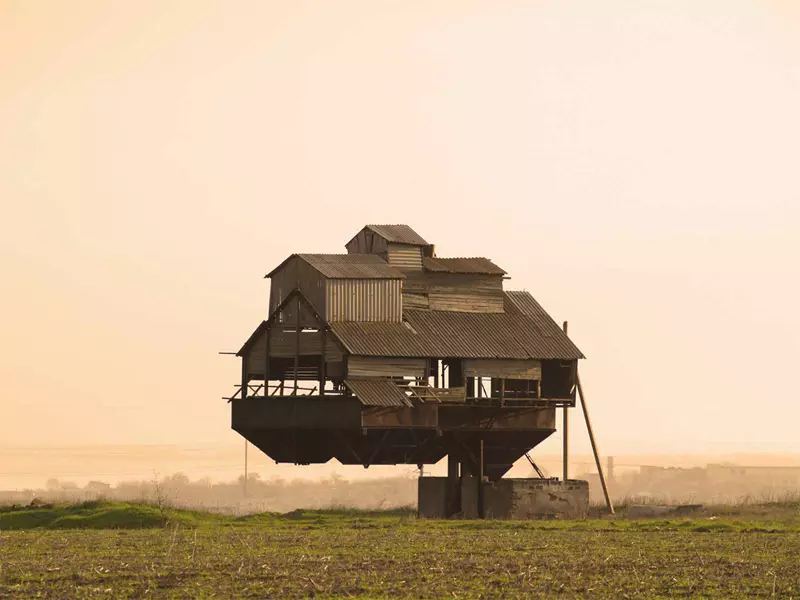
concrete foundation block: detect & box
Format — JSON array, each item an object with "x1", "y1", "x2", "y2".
[{"x1": 418, "y1": 477, "x2": 589, "y2": 520}]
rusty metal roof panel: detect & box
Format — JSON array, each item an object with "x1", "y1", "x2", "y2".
[
  {"x1": 344, "y1": 379, "x2": 412, "y2": 407},
  {"x1": 330, "y1": 321, "x2": 428, "y2": 356},
  {"x1": 265, "y1": 254, "x2": 405, "y2": 279},
  {"x1": 422, "y1": 256, "x2": 506, "y2": 275},
  {"x1": 503, "y1": 291, "x2": 585, "y2": 359},
  {"x1": 365, "y1": 224, "x2": 429, "y2": 246},
  {"x1": 331, "y1": 304, "x2": 584, "y2": 360}
]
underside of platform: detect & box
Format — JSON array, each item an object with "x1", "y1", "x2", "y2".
[{"x1": 232, "y1": 396, "x2": 556, "y2": 481}]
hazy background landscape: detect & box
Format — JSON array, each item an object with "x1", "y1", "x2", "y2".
[{"x1": 2, "y1": 0, "x2": 799, "y2": 510}]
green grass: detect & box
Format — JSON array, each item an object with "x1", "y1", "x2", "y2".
[{"x1": 2, "y1": 501, "x2": 800, "y2": 598}]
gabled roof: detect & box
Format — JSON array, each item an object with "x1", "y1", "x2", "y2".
[
  {"x1": 330, "y1": 292, "x2": 584, "y2": 360},
  {"x1": 351, "y1": 224, "x2": 430, "y2": 246},
  {"x1": 422, "y1": 256, "x2": 506, "y2": 276},
  {"x1": 265, "y1": 254, "x2": 405, "y2": 279}
]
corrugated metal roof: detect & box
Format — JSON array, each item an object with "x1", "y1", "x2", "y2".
[
  {"x1": 504, "y1": 291, "x2": 585, "y2": 358},
  {"x1": 331, "y1": 298, "x2": 584, "y2": 360},
  {"x1": 365, "y1": 224, "x2": 429, "y2": 246},
  {"x1": 331, "y1": 321, "x2": 428, "y2": 357},
  {"x1": 344, "y1": 379, "x2": 412, "y2": 407},
  {"x1": 405, "y1": 310, "x2": 583, "y2": 360},
  {"x1": 265, "y1": 254, "x2": 405, "y2": 279},
  {"x1": 423, "y1": 256, "x2": 506, "y2": 275}
]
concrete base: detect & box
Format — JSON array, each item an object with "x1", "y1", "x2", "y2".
[{"x1": 418, "y1": 477, "x2": 589, "y2": 520}]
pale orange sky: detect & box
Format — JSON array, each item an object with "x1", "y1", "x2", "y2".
[{"x1": 1, "y1": 0, "x2": 799, "y2": 479}]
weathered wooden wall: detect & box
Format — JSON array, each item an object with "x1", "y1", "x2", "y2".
[
  {"x1": 326, "y1": 279, "x2": 403, "y2": 322},
  {"x1": 345, "y1": 229, "x2": 388, "y2": 255},
  {"x1": 245, "y1": 327, "x2": 344, "y2": 379},
  {"x1": 268, "y1": 256, "x2": 326, "y2": 324},
  {"x1": 402, "y1": 273, "x2": 504, "y2": 313},
  {"x1": 464, "y1": 359, "x2": 542, "y2": 380},
  {"x1": 347, "y1": 356, "x2": 427, "y2": 379},
  {"x1": 386, "y1": 243, "x2": 423, "y2": 270}
]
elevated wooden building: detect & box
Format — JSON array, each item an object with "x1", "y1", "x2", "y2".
[{"x1": 231, "y1": 224, "x2": 584, "y2": 514}]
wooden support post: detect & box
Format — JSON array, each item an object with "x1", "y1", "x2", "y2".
[
  {"x1": 241, "y1": 356, "x2": 248, "y2": 400},
  {"x1": 477, "y1": 439, "x2": 485, "y2": 519},
  {"x1": 243, "y1": 438, "x2": 248, "y2": 497},
  {"x1": 499, "y1": 378, "x2": 505, "y2": 405},
  {"x1": 294, "y1": 296, "x2": 300, "y2": 396},
  {"x1": 263, "y1": 325, "x2": 270, "y2": 398},
  {"x1": 577, "y1": 374, "x2": 615, "y2": 514},
  {"x1": 433, "y1": 359, "x2": 439, "y2": 388},
  {"x1": 562, "y1": 321, "x2": 569, "y2": 483},
  {"x1": 446, "y1": 453, "x2": 459, "y2": 517},
  {"x1": 319, "y1": 327, "x2": 326, "y2": 397}
]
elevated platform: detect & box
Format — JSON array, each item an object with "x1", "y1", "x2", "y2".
[{"x1": 232, "y1": 396, "x2": 556, "y2": 480}]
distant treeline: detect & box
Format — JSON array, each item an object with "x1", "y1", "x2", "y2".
[{"x1": 0, "y1": 473, "x2": 417, "y2": 515}]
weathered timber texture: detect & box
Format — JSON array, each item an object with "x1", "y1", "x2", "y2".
[
  {"x1": 268, "y1": 256, "x2": 326, "y2": 325},
  {"x1": 347, "y1": 356, "x2": 427, "y2": 379},
  {"x1": 345, "y1": 228, "x2": 389, "y2": 255},
  {"x1": 386, "y1": 243, "x2": 423, "y2": 270},
  {"x1": 402, "y1": 272, "x2": 504, "y2": 313},
  {"x1": 464, "y1": 359, "x2": 542, "y2": 380},
  {"x1": 245, "y1": 327, "x2": 343, "y2": 371}
]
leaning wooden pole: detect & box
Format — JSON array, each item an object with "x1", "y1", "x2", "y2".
[
  {"x1": 561, "y1": 322, "x2": 569, "y2": 484},
  {"x1": 576, "y1": 374, "x2": 614, "y2": 514}
]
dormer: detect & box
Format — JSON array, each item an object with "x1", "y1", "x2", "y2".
[{"x1": 345, "y1": 224, "x2": 434, "y2": 271}]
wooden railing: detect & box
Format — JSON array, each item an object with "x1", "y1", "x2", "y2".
[{"x1": 406, "y1": 385, "x2": 466, "y2": 404}]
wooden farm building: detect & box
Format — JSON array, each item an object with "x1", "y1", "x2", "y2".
[{"x1": 231, "y1": 224, "x2": 585, "y2": 514}]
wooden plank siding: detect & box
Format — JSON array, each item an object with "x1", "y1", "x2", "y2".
[
  {"x1": 464, "y1": 359, "x2": 542, "y2": 380},
  {"x1": 246, "y1": 327, "x2": 344, "y2": 379},
  {"x1": 402, "y1": 273, "x2": 504, "y2": 314},
  {"x1": 347, "y1": 357, "x2": 427, "y2": 379},
  {"x1": 345, "y1": 229, "x2": 389, "y2": 255},
  {"x1": 325, "y1": 279, "x2": 402, "y2": 322},
  {"x1": 268, "y1": 256, "x2": 326, "y2": 325},
  {"x1": 386, "y1": 243, "x2": 423, "y2": 270}
]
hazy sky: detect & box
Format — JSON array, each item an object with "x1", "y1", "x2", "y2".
[{"x1": 2, "y1": 1, "x2": 799, "y2": 470}]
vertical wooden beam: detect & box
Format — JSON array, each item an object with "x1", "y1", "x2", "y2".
[
  {"x1": 446, "y1": 453, "x2": 459, "y2": 517},
  {"x1": 319, "y1": 326, "x2": 326, "y2": 397},
  {"x1": 243, "y1": 438, "x2": 248, "y2": 497},
  {"x1": 477, "y1": 439, "x2": 485, "y2": 519},
  {"x1": 241, "y1": 356, "x2": 248, "y2": 400},
  {"x1": 263, "y1": 325, "x2": 270, "y2": 398},
  {"x1": 562, "y1": 321, "x2": 569, "y2": 483},
  {"x1": 294, "y1": 296, "x2": 300, "y2": 396},
  {"x1": 499, "y1": 378, "x2": 505, "y2": 405},
  {"x1": 577, "y1": 374, "x2": 615, "y2": 514}
]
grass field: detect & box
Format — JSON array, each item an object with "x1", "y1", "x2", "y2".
[{"x1": 2, "y1": 501, "x2": 800, "y2": 598}]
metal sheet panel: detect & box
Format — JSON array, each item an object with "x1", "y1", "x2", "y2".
[
  {"x1": 422, "y1": 257, "x2": 506, "y2": 275},
  {"x1": 326, "y1": 279, "x2": 402, "y2": 322},
  {"x1": 298, "y1": 254, "x2": 404, "y2": 279},
  {"x1": 330, "y1": 308, "x2": 584, "y2": 360},
  {"x1": 344, "y1": 379, "x2": 413, "y2": 407},
  {"x1": 364, "y1": 224, "x2": 429, "y2": 245}
]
